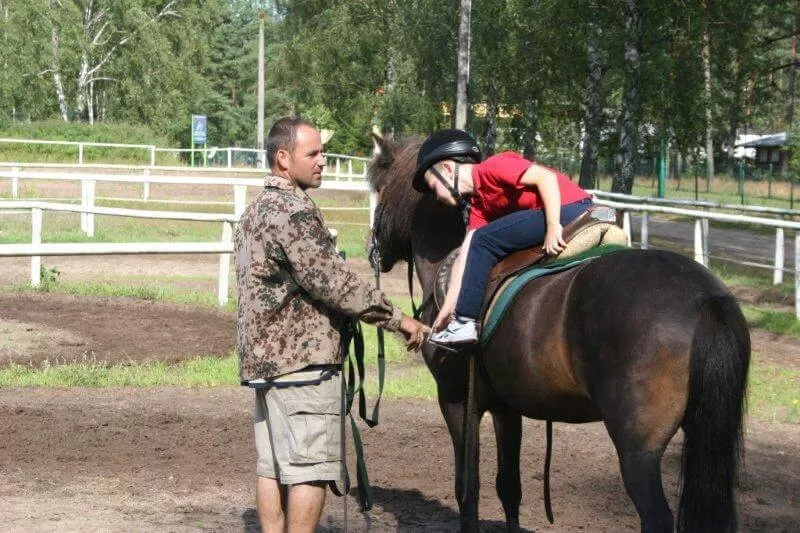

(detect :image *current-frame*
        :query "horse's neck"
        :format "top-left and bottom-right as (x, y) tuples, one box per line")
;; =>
(414, 254), (443, 302)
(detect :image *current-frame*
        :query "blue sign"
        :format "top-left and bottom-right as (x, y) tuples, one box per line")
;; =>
(192, 114), (207, 144)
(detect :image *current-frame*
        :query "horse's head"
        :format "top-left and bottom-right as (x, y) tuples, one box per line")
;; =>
(367, 133), (468, 282)
(367, 134), (423, 272)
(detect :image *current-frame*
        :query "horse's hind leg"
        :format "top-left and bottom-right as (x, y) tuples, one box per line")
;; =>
(616, 448), (674, 533)
(491, 410), (521, 532)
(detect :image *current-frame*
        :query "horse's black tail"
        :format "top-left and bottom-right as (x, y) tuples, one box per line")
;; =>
(678, 295), (750, 532)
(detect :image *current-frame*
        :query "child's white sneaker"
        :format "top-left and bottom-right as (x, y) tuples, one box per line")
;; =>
(429, 318), (478, 345)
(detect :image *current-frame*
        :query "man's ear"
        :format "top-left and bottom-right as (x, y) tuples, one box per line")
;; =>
(275, 148), (290, 170)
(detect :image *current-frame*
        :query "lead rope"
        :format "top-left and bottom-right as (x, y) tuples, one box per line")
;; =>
(340, 364), (348, 531)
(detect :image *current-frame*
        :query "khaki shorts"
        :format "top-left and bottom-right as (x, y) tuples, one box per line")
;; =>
(252, 367), (343, 486)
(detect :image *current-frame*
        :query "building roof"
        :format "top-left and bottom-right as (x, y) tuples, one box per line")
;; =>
(738, 133), (787, 148)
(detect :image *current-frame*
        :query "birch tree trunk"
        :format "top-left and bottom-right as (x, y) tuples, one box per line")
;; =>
(783, 7), (797, 176)
(454, 0), (471, 130)
(74, 0), (181, 123)
(701, 14), (714, 190)
(727, 51), (744, 178)
(579, 0), (604, 190)
(612, 0), (642, 194)
(50, 0), (69, 121)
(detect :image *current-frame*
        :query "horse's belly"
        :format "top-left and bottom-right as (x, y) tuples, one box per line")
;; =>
(494, 381), (601, 423)
(483, 354), (600, 422)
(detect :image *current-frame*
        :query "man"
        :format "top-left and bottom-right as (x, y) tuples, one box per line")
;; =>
(235, 116), (428, 532)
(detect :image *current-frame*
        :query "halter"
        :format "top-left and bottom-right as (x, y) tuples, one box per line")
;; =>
(369, 197), (434, 321)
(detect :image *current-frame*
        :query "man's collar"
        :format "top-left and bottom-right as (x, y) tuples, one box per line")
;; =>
(264, 174), (295, 190)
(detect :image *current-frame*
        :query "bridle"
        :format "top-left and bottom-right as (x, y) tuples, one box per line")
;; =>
(369, 193), (433, 321)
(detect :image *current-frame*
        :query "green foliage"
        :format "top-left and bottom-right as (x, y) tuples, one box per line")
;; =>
(0, 120), (176, 164)
(1, 0), (800, 166)
(38, 265), (60, 291)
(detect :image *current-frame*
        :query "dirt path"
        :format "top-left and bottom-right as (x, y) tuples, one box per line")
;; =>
(1, 387), (798, 532)
(1, 219), (798, 531)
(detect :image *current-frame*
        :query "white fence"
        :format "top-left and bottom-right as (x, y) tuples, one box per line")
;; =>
(0, 138), (371, 175)
(1, 168), (799, 317)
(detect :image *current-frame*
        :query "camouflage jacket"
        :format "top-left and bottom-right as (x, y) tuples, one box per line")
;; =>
(234, 175), (402, 382)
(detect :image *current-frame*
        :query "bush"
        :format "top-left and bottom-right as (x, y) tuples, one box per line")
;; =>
(0, 120), (178, 165)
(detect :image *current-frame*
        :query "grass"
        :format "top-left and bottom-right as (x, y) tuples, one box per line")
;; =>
(594, 173), (799, 210)
(742, 306), (800, 337)
(13, 279), (237, 311)
(0, 353), (240, 388)
(2, 351), (794, 423)
(747, 359), (800, 423)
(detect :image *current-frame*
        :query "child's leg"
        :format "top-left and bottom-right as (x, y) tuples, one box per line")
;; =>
(455, 210), (548, 320)
(455, 200), (592, 320)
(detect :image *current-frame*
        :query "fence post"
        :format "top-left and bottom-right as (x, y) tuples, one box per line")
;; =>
(150, 146), (156, 167)
(87, 180), (96, 237)
(621, 211), (632, 246)
(142, 169), (150, 201)
(694, 219), (706, 266)
(640, 212), (649, 249)
(31, 207), (42, 287)
(774, 227), (785, 285)
(347, 159), (353, 181)
(233, 185), (247, 218)
(218, 221), (233, 306)
(11, 165), (19, 198)
(702, 217), (709, 264)
(227, 148), (233, 169)
(81, 179), (88, 232)
(796, 232), (799, 320)
(78, 143), (84, 165)
(335, 158), (341, 179)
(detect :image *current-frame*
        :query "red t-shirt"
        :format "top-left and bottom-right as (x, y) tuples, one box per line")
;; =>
(468, 152), (590, 229)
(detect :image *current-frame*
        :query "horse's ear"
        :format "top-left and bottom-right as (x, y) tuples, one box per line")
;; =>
(371, 132), (395, 166)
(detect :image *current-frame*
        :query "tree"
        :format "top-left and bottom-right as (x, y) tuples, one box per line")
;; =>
(613, 0), (643, 194)
(579, 0), (605, 189)
(454, 0), (472, 130)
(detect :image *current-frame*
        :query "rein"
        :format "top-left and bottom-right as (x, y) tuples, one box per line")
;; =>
(335, 250), (388, 513)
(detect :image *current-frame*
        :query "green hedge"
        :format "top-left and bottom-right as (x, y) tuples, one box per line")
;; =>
(0, 120), (179, 165)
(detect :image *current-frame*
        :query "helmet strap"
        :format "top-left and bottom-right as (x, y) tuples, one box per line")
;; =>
(430, 163), (470, 220)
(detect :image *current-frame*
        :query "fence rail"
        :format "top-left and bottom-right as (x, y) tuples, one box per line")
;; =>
(1, 168), (798, 317)
(0, 138), (371, 176)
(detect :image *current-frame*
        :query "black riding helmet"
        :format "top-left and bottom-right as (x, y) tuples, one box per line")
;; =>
(412, 129), (482, 193)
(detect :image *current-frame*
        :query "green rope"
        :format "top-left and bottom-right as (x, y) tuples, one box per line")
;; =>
(341, 318), (385, 511)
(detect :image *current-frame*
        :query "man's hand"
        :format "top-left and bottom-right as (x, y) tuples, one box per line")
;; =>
(398, 314), (431, 352)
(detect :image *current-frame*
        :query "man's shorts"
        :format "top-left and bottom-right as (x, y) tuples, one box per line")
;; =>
(252, 366), (343, 486)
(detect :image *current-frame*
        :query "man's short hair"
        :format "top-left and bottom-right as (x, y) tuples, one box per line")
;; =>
(266, 117), (317, 169)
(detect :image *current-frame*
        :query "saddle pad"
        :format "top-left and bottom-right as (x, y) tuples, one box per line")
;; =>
(479, 245), (625, 346)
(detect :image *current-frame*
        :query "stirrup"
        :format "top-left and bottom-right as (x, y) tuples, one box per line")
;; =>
(426, 334), (468, 353)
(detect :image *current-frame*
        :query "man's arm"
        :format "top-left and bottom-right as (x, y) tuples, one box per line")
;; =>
(277, 210), (428, 348)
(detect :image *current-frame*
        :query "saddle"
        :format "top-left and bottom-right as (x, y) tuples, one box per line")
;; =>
(433, 206), (628, 324)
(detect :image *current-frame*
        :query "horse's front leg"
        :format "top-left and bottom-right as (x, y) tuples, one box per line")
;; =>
(439, 396), (481, 533)
(491, 409), (522, 532)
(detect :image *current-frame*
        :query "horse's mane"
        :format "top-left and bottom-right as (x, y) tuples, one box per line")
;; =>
(367, 134), (466, 271)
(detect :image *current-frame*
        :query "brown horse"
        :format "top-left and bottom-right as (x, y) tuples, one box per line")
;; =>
(367, 135), (750, 533)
